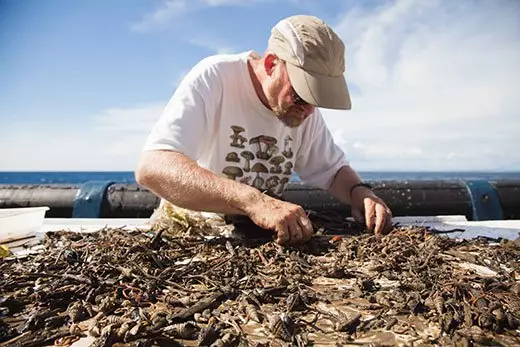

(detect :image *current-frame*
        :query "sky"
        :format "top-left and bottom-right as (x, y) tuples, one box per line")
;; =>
(1, 0), (519, 172)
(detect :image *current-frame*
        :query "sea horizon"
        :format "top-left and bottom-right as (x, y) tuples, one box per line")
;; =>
(1, 170), (519, 185)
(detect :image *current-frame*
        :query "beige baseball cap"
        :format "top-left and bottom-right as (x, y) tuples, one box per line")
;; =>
(268, 15), (351, 110)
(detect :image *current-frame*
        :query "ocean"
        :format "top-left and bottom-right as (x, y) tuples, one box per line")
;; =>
(0, 171), (519, 184)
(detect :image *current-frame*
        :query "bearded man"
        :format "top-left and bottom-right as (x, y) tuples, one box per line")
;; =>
(136, 15), (392, 245)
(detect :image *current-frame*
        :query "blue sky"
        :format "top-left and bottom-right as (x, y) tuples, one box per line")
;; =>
(1, 0), (519, 171)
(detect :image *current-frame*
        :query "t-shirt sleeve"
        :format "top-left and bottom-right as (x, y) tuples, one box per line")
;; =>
(142, 60), (222, 161)
(293, 109), (350, 190)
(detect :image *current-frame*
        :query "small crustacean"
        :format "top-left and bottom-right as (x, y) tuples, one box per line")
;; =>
(268, 313), (292, 342)
(477, 312), (495, 330)
(490, 305), (506, 329)
(151, 311), (168, 330)
(163, 321), (199, 339)
(356, 315), (378, 332)
(104, 314), (127, 327)
(434, 294), (446, 315)
(44, 315), (67, 329)
(441, 312), (457, 334)
(211, 332), (238, 347)
(335, 312), (361, 333)
(194, 312), (208, 324)
(406, 292), (423, 315)
(373, 291), (391, 308)
(285, 292), (301, 313)
(163, 293), (194, 307)
(245, 303), (262, 323)
(473, 295), (489, 312)
(253, 288), (274, 304)
(197, 317), (220, 346)
(92, 324), (116, 347)
(68, 301), (88, 323)
(125, 322), (142, 341)
(240, 290), (262, 308)
(225, 240), (236, 257)
(360, 278), (379, 292)
(505, 312), (519, 330)
(463, 302), (473, 328)
(68, 322), (82, 336)
(509, 282), (520, 296)
(90, 322), (102, 338)
(116, 321), (134, 339)
(385, 317), (398, 330)
(97, 295), (117, 315)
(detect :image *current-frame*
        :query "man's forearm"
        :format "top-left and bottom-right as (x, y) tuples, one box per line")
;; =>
(135, 150), (264, 215)
(327, 165), (365, 205)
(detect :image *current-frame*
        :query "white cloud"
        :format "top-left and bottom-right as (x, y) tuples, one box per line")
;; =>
(187, 36), (237, 55)
(130, 0), (188, 33)
(321, 0), (520, 171)
(131, 0), (272, 33)
(0, 104), (165, 171)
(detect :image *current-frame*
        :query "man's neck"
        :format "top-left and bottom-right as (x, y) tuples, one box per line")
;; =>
(247, 57), (271, 110)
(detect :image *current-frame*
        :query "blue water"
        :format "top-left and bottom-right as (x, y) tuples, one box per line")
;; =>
(0, 171), (519, 184)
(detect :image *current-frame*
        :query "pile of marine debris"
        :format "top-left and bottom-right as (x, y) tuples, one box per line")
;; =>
(1, 211), (519, 347)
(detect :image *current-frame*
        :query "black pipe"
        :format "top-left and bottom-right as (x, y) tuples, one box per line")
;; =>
(0, 180), (518, 220)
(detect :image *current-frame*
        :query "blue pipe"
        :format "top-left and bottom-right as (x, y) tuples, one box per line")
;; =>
(463, 180), (504, 221)
(72, 181), (114, 218)
(67, 179), (508, 221)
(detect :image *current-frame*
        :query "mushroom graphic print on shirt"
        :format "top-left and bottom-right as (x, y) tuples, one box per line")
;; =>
(240, 151), (254, 172)
(249, 135), (278, 160)
(269, 156), (285, 174)
(225, 152), (240, 163)
(251, 163), (268, 189)
(230, 126), (247, 148)
(223, 167), (243, 180)
(224, 126), (295, 194)
(282, 135), (293, 159)
(265, 176), (280, 195)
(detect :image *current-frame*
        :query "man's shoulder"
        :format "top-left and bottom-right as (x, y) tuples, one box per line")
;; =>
(193, 51), (252, 74)
(180, 51), (252, 89)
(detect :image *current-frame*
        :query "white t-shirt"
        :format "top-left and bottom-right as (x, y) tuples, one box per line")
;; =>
(143, 51), (349, 197)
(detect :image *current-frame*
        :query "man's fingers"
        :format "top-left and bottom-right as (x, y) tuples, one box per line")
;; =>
(275, 224), (290, 245)
(288, 221), (303, 245)
(374, 205), (387, 235)
(383, 209), (393, 234)
(298, 215), (313, 241)
(364, 201), (376, 231)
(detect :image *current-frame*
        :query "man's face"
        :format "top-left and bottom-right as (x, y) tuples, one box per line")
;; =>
(266, 61), (315, 128)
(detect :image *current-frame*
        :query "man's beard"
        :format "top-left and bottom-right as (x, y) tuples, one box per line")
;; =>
(266, 82), (305, 128)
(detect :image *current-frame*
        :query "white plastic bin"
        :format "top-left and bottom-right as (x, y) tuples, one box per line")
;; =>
(0, 207), (50, 242)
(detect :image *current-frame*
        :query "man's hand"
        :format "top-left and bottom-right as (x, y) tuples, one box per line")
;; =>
(350, 187), (393, 235)
(245, 194), (313, 246)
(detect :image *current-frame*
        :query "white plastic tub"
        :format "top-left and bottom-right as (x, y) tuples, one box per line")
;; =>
(0, 207), (50, 242)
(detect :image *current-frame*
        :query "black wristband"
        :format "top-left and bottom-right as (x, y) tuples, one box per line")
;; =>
(349, 182), (373, 199)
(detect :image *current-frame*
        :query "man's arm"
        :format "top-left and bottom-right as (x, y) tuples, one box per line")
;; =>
(328, 165), (393, 234)
(136, 150), (259, 215)
(135, 150), (313, 244)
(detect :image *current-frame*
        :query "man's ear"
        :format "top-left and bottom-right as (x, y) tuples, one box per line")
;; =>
(264, 53), (279, 76)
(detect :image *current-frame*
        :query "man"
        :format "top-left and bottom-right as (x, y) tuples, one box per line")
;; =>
(136, 15), (392, 245)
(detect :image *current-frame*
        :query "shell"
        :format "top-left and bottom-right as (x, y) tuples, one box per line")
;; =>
(68, 302), (88, 323)
(434, 295), (445, 315)
(268, 313), (292, 342)
(246, 304), (262, 323)
(163, 321), (199, 339)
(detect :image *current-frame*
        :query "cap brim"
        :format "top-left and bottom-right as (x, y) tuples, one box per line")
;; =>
(286, 63), (351, 110)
